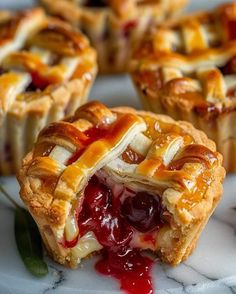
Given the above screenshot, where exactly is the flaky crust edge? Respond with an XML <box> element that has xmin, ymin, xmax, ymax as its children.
<box><xmin>133</xmin><ymin>81</ymin><xmax>236</xmax><ymax>172</ymax></box>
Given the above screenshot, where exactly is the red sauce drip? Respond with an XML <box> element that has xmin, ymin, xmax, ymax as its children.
<box><xmin>62</xmin><ymin>234</ymin><xmax>79</xmax><ymax>248</ymax></box>
<box><xmin>66</xmin><ymin>125</ymin><xmax>109</xmax><ymax>165</ymax></box>
<box><xmin>67</xmin><ymin>148</ymin><xmax>85</xmax><ymax>166</ymax></box>
<box><xmin>85</xmin><ymin>125</ymin><xmax>109</xmax><ymax>144</ymax></box>
<box><xmin>75</xmin><ymin>176</ymin><xmax>164</xmax><ymax>294</ymax></box>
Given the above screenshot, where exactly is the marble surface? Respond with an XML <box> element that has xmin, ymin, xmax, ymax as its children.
<box><xmin>0</xmin><ymin>167</ymin><xmax>236</xmax><ymax>294</ymax></box>
<box><xmin>0</xmin><ymin>0</ymin><xmax>236</xmax><ymax>293</ymax></box>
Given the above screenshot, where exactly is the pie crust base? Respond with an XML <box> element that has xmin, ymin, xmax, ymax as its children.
<box><xmin>18</xmin><ymin>102</ymin><xmax>225</xmax><ymax>268</ymax></box>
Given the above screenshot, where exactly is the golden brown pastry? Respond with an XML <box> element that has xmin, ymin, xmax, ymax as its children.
<box><xmin>131</xmin><ymin>2</ymin><xmax>236</xmax><ymax>172</ymax></box>
<box><xmin>18</xmin><ymin>101</ymin><xmax>225</xmax><ymax>276</ymax></box>
<box><xmin>39</xmin><ymin>0</ymin><xmax>188</xmax><ymax>73</ymax></box>
<box><xmin>0</xmin><ymin>8</ymin><xmax>97</xmax><ymax>175</ymax></box>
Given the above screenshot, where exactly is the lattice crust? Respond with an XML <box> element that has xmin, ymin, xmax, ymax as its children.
<box><xmin>0</xmin><ymin>7</ymin><xmax>97</xmax><ymax>118</ymax></box>
<box><xmin>40</xmin><ymin>0</ymin><xmax>187</xmax><ymax>73</ymax></box>
<box><xmin>18</xmin><ymin>101</ymin><xmax>225</xmax><ymax>267</ymax></box>
<box><xmin>131</xmin><ymin>2</ymin><xmax>236</xmax><ymax>108</ymax></box>
<box><xmin>40</xmin><ymin>0</ymin><xmax>187</xmax><ymax>19</ymax></box>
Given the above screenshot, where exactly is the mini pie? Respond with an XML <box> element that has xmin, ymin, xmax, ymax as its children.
<box><xmin>40</xmin><ymin>0</ymin><xmax>188</xmax><ymax>73</ymax></box>
<box><xmin>131</xmin><ymin>2</ymin><xmax>236</xmax><ymax>172</ymax></box>
<box><xmin>18</xmin><ymin>101</ymin><xmax>225</xmax><ymax>269</ymax></box>
<box><xmin>0</xmin><ymin>8</ymin><xmax>97</xmax><ymax>175</ymax></box>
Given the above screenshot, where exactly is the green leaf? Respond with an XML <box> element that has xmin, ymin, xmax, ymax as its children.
<box><xmin>0</xmin><ymin>184</ymin><xmax>48</xmax><ymax>277</ymax></box>
<box><xmin>15</xmin><ymin>208</ymin><xmax>48</xmax><ymax>277</ymax></box>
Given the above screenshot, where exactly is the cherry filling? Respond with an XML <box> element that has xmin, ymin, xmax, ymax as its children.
<box><xmin>76</xmin><ymin>175</ymin><xmax>164</xmax><ymax>294</ymax></box>
<box><xmin>78</xmin><ymin>175</ymin><xmax>133</xmax><ymax>247</ymax></box>
<box><xmin>121</xmin><ymin>192</ymin><xmax>163</xmax><ymax>233</ymax></box>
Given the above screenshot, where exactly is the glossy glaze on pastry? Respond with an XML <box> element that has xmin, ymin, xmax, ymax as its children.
<box><xmin>40</xmin><ymin>0</ymin><xmax>188</xmax><ymax>73</ymax></box>
<box><xmin>0</xmin><ymin>8</ymin><xmax>97</xmax><ymax>174</ymax></box>
<box><xmin>131</xmin><ymin>2</ymin><xmax>236</xmax><ymax>172</ymax></box>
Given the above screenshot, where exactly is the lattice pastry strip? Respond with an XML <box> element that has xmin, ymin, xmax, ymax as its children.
<box><xmin>161</xmin><ymin>65</ymin><xmax>236</xmax><ymax>105</ymax></box>
<box><xmin>55</xmin><ymin>114</ymin><xmax>145</xmax><ymax>201</ymax></box>
<box><xmin>134</xmin><ymin>51</ymin><xmax>236</xmax><ymax>109</ymax></box>
<box><xmin>146</xmin><ymin>4</ymin><xmax>236</xmax><ymax>56</ymax></box>
<box><xmin>197</xmin><ymin>67</ymin><xmax>226</xmax><ymax>103</ymax></box>
<box><xmin>18</xmin><ymin>101</ymin><xmax>225</xmax><ymax>268</ymax></box>
<box><xmin>132</xmin><ymin>3</ymin><xmax>236</xmax><ymax>106</ymax></box>
<box><xmin>0</xmin><ymin>9</ymin><xmax>45</xmax><ymax>62</ymax></box>
<box><xmin>3</xmin><ymin>51</ymin><xmax>80</xmax><ymax>83</ymax></box>
<box><xmin>106</xmin><ymin>134</ymin><xmax>209</xmax><ymax>198</ymax></box>
<box><xmin>181</xmin><ymin>18</ymin><xmax>209</xmax><ymax>53</ymax></box>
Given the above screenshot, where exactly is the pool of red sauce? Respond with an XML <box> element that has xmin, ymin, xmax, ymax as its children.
<box><xmin>63</xmin><ymin>123</ymin><xmax>165</xmax><ymax>294</ymax></box>
<box><xmin>95</xmin><ymin>248</ymin><xmax>154</xmax><ymax>294</ymax></box>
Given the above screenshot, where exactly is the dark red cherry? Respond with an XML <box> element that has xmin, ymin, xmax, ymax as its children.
<box><xmin>95</xmin><ymin>213</ymin><xmax>132</xmax><ymax>247</ymax></box>
<box><xmin>121</xmin><ymin>192</ymin><xmax>162</xmax><ymax>233</ymax></box>
<box><xmin>84</xmin><ymin>176</ymin><xmax>111</xmax><ymax>211</ymax></box>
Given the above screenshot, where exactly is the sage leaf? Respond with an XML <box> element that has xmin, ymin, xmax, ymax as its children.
<box><xmin>15</xmin><ymin>207</ymin><xmax>48</xmax><ymax>277</ymax></box>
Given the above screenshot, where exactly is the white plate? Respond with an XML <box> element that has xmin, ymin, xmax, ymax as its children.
<box><xmin>0</xmin><ymin>1</ymin><xmax>236</xmax><ymax>294</ymax></box>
